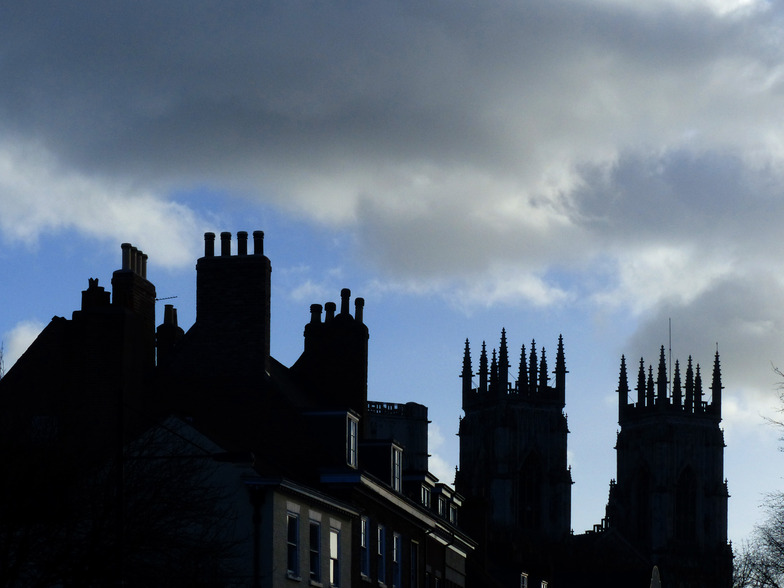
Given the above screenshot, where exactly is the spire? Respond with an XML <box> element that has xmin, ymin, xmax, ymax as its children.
<box><xmin>529</xmin><ymin>340</ymin><xmax>538</xmax><ymax>395</ymax></box>
<box><xmin>461</xmin><ymin>339</ymin><xmax>473</xmax><ymax>397</ymax></box>
<box><xmin>685</xmin><ymin>356</ymin><xmax>695</xmax><ymax>413</ymax></box>
<box><xmin>656</xmin><ymin>345</ymin><xmax>668</xmax><ymax>405</ymax></box>
<box><xmin>618</xmin><ymin>355</ymin><xmax>630</xmax><ymax>422</ymax></box>
<box><xmin>498</xmin><ymin>329</ymin><xmax>509</xmax><ymax>394</ymax></box>
<box><xmin>518</xmin><ymin>343</ymin><xmax>528</xmax><ymax>395</ymax></box>
<box><xmin>672</xmin><ymin>359</ymin><xmax>682</xmax><ymax>407</ymax></box>
<box><xmin>646</xmin><ymin>365</ymin><xmax>654</xmax><ymax>408</ymax></box>
<box><xmin>636</xmin><ymin>358</ymin><xmax>646</xmax><ymax>407</ymax></box>
<box><xmin>539</xmin><ymin>347</ymin><xmax>549</xmax><ymax>389</ymax></box>
<box><xmin>711</xmin><ymin>348</ymin><xmax>723</xmax><ymax>417</ymax></box>
<box><xmin>479</xmin><ymin>341</ymin><xmax>488</xmax><ymax>394</ymax></box>
<box><xmin>555</xmin><ymin>334</ymin><xmax>567</xmax><ymax>399</ymax></box>
<box><xmin>489</xmin><ymin>349</ymin><xmax>499</xmax><ymax>396</ymax></box>
<box><xmin>695</xmin><ymin>364</ymin><xmax>703</xmax><ymax>412</ymax></box>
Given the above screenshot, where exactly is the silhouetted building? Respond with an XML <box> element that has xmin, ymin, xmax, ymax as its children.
<box><xmin>0</xmin><ymin>231</ymin><xmax>472</xmax><ymax>587</ymax></box>
<box><xmin>456</xmin><ymin>332</ymin><xmax>733</xmax><ymax>587</ymax></box>
<box><xmin>457</xmin><ymin>331</ymin><xmax>571</xmax><ymax>584</ymax></box>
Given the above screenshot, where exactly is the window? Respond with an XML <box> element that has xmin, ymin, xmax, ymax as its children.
<box><xmin>360</xmin><ymin>517</ymin><xmax>370</xmax><ymax>578</ymax></box>
<box><xmin>449</xmin><ymin>504</ymin><xmax>458</xmax><ymax>525</ymax></box>
<box><xmin>287</xmin><ymin>513</ymin><xmax>300</xmax><ymax>578</ymax></box>
<box><xmin>421</xmin><ymin>485</ymin><xmax>431</xmax><ymax>508</ymax></box>
<box><xmin>310</xmin><ymin>521</ymin><xmax>321</xmax><ymax>583</ymax></box>
<box><xmin>410</xmin><ymin>542</ymin><xmax>419</xmax><ymax>588</ymax></box>
<box><xmin>347</xmin><ymin>416</ymin><xmax>358</xmax><ymax>468</ymax></box>
<box><xmin>329</xmin><ymin>528</ymin><xmax>340</xmax><ymax>586</ymax></box>
<box><xmin>391</xmin><ymin>447</ymin><xmax>402</xmax><ymax>491</ymax></box>
<box><xmin>438</xmin><ymin>497</ymin><xmax>446</xmax><ymax>517</ymax></box>
<box><xmin>377</xmin><ymin>525</ymin><xmax>386</xmax><ymax>584</ymax></box>
<box><xmin>520</xmin><ymin>572</ymin><xmax>528</xmax><ymax>588</ymax></box>
<box><xmin>392</xmin><ymin>533</ymin><xmax>402</xmax><ymax>588</ymax></box>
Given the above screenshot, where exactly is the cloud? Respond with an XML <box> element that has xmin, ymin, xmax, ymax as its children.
<box><xmin>3</xmin><ymin>2</ymin><xmax>784</xmax><ymax>391</ymax></box>
<box><xmin>2</xmin><ymin>320</ymin><xmax>45</xmax><ymax>372</ymax></box>
<box><xmin>0</xmin><ymin>140</ymin><xmax>206</xmax><ymax>267</ymax></box>
<box><xmin>428</xmin><ymin>422</ymin><xmax>455</xmax><ymax>485</ymax></box>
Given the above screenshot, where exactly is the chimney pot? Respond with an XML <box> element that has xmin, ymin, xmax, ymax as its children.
<box><xmin>237</xmin><ymin>231</ymin><xmax>248</xmax><ymax>255</ymax></box>
<box><xmin>141</xmin><ymin>253</ymin><xmax>148</xmax><ymax>279</ymax></box>
<box><xmin>310</xmin><ymin>303</ymin><xmax>323</xmax><ymax>324</ymax></box>
<box><xmin>325</xmin><ymin>302</ymin><xmax>336</xmax><ymax>322</ymax></box>
<box><xmin>253</xmin><ymin>230</ymin><xmax>264</xmax><ymax>255</ymax></box>
<box><xmin>164</xmin><ymin>304</ymin><xmax>175</xmax><ymax>325</ymax></box>
<box><xmin>355</xmin><ymin>297</ymin><xmax>364</xmax><ymax>324</ymax></box>
<box><xmin>131</xmin><ymin>247</ymin><xmax>139</xmax><ymax>274</ymax></box>
<box><xmin>204</xmin><ymin>232</ymin><xmax>216</xmax><ymax>257</ymax></box>
<box><xmin>220</xmin><ymin>232</ymin><xmax>231</xmax><ymax>256</ymax></box>
<box><xmin>340</xmin><ymin>288</ymin><xmax>351</xmax><ymax>315</ymax></box>
<box><xmin>121</xmin><ymin>243</ymin><xmax>132</xmax><ymax>270</ymax></box>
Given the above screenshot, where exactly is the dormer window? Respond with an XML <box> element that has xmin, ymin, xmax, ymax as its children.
<box><xmin>346</xmin><ymin>415</ymin><xmax>358</xmax><ymax>468</ymax></box>
<box><xmin>391</xmin><ymin>447</ymin><xmax>402</xmax><ymax>492</ymax></box>
<box><xmin>421</xmin><ymin>485</ymin><xmax>431</xmax><ymax>508</ymax></box>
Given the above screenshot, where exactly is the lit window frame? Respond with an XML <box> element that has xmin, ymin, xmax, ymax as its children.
<box><xmin>310</xmin><ymin>520</ymin><xmax>322</xmax><ymax>583</ymax></box>
<box><xmin>421</xmin><ymin>485</ymin><xmax>431</xmax><ymax>508</ymax></box>
<box><xmin>392</xmin><ymin>533</ymin><xmax>402</xmax><ymax>588</ymax></box>
<box><xmin>377</xmin><ymin>524</ymin><xmax>386</xmax><ymax>584</ymax></box>
<box><xmin>360</xmin><ymin>517</ymin><xmax>370</xmax><ymax>578</ymax></box>
<box><xmin>286</xmin><ymin>512</ymin><xmax>300</xmax><ymax>579</ymax></box>
<box><xmin>347</xmin><ymin>415</ymin><xmax>359</xmax><ymax>468</ymax></box>
<box><xmin>329</xmin><ymin>527</ymin><xmax>340</xmax><ymax>587</ymax></box>
<box><xmin>391</xmin><ymin>447</ymin><xmax>402</xmax><ymax>492</ymax></box>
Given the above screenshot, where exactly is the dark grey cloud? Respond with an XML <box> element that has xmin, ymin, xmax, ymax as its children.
<box><xmin>2</xmin><ymin>0</ymin><xmax>784</xmax><ymax>289</ymax></box>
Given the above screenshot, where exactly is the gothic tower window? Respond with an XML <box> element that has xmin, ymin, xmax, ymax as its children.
<box><xmin>634</xmin><ymin>466</ymin><xmax>651</xmax><ymax>547</ymax></box>
<box><xmin>519</xmin><ymin>453</ymin><xmax>542</xmax><ymax>531</ymax></box>
<box><xmin>675</xmin><ymin>467</ymin><xmax>697</xmax><ymax>543</ymax></box>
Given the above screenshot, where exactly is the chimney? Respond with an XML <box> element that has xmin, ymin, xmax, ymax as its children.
<box><xmin>196</xmin><ymin>230</ymin><xmax>272</xmax><ymax>377</ymax></box>
<box><xmin>295</xmin><ymin>288</ymin><xmax>370</xmax><ymax>420</ymax></box>
<box><xmin>204</xmin><ymin>232</ymin><xmax>216</xmax><ymax>257</ymax></box>
<box><xmin>237</xmin><ymin>231</ymin><xmax>248</xmax><ymax>256</ymax></box>
<box><xmin>111</xmin><ymin>242</ymin><xmax>157</xmax><ymax>370</ymax></box>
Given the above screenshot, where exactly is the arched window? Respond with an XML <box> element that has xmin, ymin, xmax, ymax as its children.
<box><xmin>519</xmin><ymin>453</ymin><xmax>542</xmax><ymax>530</ymax></box>
<box><xmin>634</xmin><ymin>466</ymin><xmax>651</xmax><ymax>546</ymax></box>
<box><xmin>676</xmin><ymin>467</ymin><xmax>697</xmax><ymax>542</ymax></box>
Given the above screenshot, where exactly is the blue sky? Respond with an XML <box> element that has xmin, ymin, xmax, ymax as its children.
<box><xmin>2</xmin><ymin>0</ymin><xmax>784</xmax><ymax>544</ymax></box>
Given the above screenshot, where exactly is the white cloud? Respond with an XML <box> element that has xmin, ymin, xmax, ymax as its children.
<box><xmin>428</xmin><ymin>422</ymin><xmax>455</xmax><ymax>485</ymax></box>
<box><xmin>0</xmin><ymin>140</ymin><xmax>205</xmax><ymax>268</ymax></box>
<box><xmin>2</xmin><ymin>320</ymin><xmax>45</xmax><ymax>372</ymax></box>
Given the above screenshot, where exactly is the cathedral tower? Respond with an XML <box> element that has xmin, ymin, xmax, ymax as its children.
<box><xmin>456</xmin><ymin>331</ymin><xmax>571</xmax><ymax>579</ymax></box>
<box><xmin>607</xmin><ymin>347</ymin><xmax>732</xmax><ymax>587</ymax></box>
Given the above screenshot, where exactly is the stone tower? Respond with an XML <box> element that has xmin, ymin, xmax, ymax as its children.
<box><xmin>456</xmin><ymin>330</ymin><xmax>571</xmax><ymax>578</ymax></box>
<box><xmin>607</xmin><ymin>347</ymin><xmax>732</xmax><ymax>587</ymax></box>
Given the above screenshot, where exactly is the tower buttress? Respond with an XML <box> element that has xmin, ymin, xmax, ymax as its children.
<box><xmin>539</xmin><ymin>348</ymin><xmax>549</xmax><ymax>390</ymax></box>
<box><xmin>685</xmin><ymin>357</ymin><xmax>695</xmax><ymax>413</ymax></box>
<box><xmin>479</xmin><ymin>342</ymin><xmax>488</xmax><ymax>394</ymax></box>
<box><xmin>529</xmin><ymin>340</ymin><xmax>538</xmax><ymax>395</ymax></box>
<box><xmin>618</xmin><ymin>355</ymin><xmax>630</xmax><ymax>423</ymax></box>
<box><xmin>461</xmin><ymin>339</ymin><xmax>473</xmax><ymax>400</ymax></box>
<box><xmin>646</xmin><ymin>365</ymin><xmax>654</xmax><ymax>407</ymax></box>
<box><xmin>555</xmin><ymin>334</ymin><xmax>567</xmax><ymax>402</ymax></box>
<box><xmin>673</xmin><ymin>360</ymin><xmax>682</xmax><ymax>407</ymax></box>
<box><xmin>490</xmin><ymin>349</ymin><xmax>499</xmax><ymax>396</ymax></box>
<box><xmin>637</xmin><ymin>358</ymin><xmax>646</xmax><ymax>408</ymax></box>
<box><xmin>656</xmin><ymin>346</ymin><xmax>668</xmax><ymax>405</ymax></box>
<box><xmin>711</xmin><ymin>350</ymin><xmax>723</xmax><ymax>418</ymax></box>
<box><xmin>695</xmin><ymin>364</ymin><xmax>704</xmax><ymax>412</ymax></box>
<box><xmin>499</xmin><ymin>329</ymin><xmax>509</xmax><ymax>394</ymax></box>
<box><xmin>518</xmin><ymin>343</ymin><xmax>528</xmax><ymax>395</ymax></box>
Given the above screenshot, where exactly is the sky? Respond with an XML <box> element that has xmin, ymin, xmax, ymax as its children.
<box><xmin>1</xmin><ymin>0</ymin><xmax>784</xmax><ymax>545</ymax></box>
